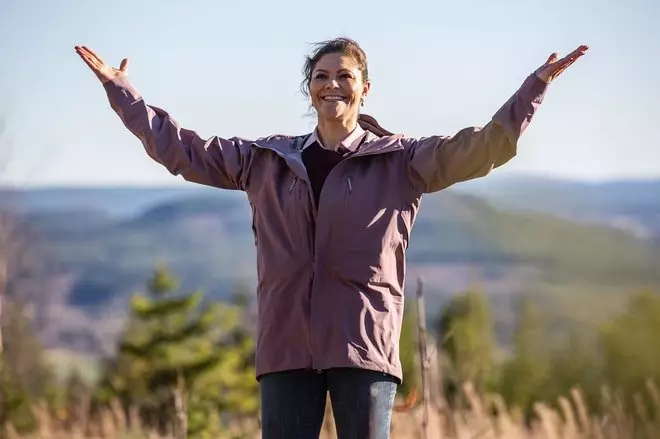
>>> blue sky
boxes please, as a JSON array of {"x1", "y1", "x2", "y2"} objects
[{"x1": 0, "y1": 0, "x2": 658, "y2": 187}]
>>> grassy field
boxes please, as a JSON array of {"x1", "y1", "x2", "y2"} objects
[{"x1": 5, "y1": 380, "x2": 660, "y2": 439}]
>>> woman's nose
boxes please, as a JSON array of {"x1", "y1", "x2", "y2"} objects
[{"x1": 325, "y1": 79, "x2": 340, "y2": 89}]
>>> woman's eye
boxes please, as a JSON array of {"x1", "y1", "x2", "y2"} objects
[{"x1": 313, "y1": 73, "x2": 327, "y2": 80}]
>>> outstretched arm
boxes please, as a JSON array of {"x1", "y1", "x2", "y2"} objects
[
  {"x1": 405, "y1": 45, "x2": 588, "y2": 194},
  {"x1": 75, "y1": 46, "x2": 253, "y2": 190}
]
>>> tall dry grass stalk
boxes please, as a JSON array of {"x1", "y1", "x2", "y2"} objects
[
  {"x1": 416, "y1": 277, "x2": 433, "y2": 439},
  {"x1": 172, "y1": 371, "x2": 188, "y2": 439}
]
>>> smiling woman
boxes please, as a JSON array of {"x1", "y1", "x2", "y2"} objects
[
  {"x1": 302, "y1": 39, "x2": 371, "y2": 146},
  {"x1": 74, "y1": 37, "x2": 587, "y2": 439}
]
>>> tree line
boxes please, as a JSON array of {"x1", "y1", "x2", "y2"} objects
[{"x1": 1, "y1": 266, "x2": 659, "y2": 437}]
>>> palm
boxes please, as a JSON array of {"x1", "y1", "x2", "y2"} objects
[
  {"x1": 535, "y1": 45, "x2": 589, "y2": 83},
  {"x1": 74, "y1": 46, "x2": 128, "y2": 83}
]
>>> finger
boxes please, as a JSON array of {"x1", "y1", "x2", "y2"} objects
[
  {"x1": 119, "y1": 58, "x2": 129, "y2": 72},
  {"x1": 550, "y1": 53, "x2": 584, "y2": 80},
  {"x1": 78, "y1": 52, "x2": 102, "y2": 73},
  {"x1": 571, "y1": 44, "x2": 590, "y2": 55},
  {"x1": 558, "y1": 45, "x2": 589, "y2": 65},
  {"x1": 75, "y1": 45, "x2": 96, "y2": 60},
  {"x1": 545, "y1": 52, "x2": 559, "y2": 65},
  {"x1": 551, "y1": 59, "x2": 576, "y2": 79},
  {"x1": 74, "y1": 47, "x2": 96, "y2": 65},
  {"x1": 550, "y1": 45, "x2": 588, "y2": 77},
  {"x1": 81, "y1": 46, "x2": 106, "y2": 66},
  {"x1": 80, "y1": 45, "x2": 102, "y2": 63},
  {"x1": 554, "y1": 50, "x2": 584, "y2": 73},
  {"x1": 76, "y1": 48, "x2": 104, "y2": 70}
]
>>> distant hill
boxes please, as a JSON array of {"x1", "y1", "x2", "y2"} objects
[
  {"x1": 8, "y1": 182, "x2": 659, "y2": 358},
  {"x1": 455, "y1": 174, "x2": 660, "y2": 238},
  {"x1": 25, "y1": 189, "x2": 660, "y2": 295},
  {"x1": 5, "y1": 175, "x2": 659, "y2": 230},
  {"x1": 0, "y1": 185, "x2": 219, "y2": 217}
]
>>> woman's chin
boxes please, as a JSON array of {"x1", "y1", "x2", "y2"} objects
[{"x1": 318, "y1": 109, "x2": 349, "y2": 122}]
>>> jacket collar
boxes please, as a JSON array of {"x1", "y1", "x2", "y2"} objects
[
  {"x1": 354, "y1": 131, "x2": 405, "y2": 156},
  {"x1": 301, "y1": 124, "x2": 366, "y2": 153},
  {"x1": 254, "y1": 115, "x2": 403, "y2": 156},
  {"x1": 299, "y1": 113, "x2": 399, "y2": 154},
  {"x1": 357, "y1": 114, "x2": 394, "y2": 137}
]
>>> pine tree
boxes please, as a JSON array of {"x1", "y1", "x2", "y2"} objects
[
  {"x1": 497, "y1": 294, "x2": 549, "y2": 418},
  {"x1": 103, "y1": 266, "x2": 258, "y2": 438},
  {"x1": 599, "y1": 289, "x2": 660, "y2": 403},
  {"x1": 436, "y1": 288, "x2": 494, "y2": 406}
]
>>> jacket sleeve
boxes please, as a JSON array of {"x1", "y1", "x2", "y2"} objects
[
  {"x1": 404, "y1": 73, "x2": 549, "y2": 193},
  {"x1": 103, "y1": 76, "x2": 254, "y2": 190}
]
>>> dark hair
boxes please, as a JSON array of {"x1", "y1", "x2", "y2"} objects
[{"x1": 300, "y1": 37, "x2": 369, "y2": 98}]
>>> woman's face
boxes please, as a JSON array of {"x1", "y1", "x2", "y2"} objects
[{"x1": 309, "y1": 52, "x2": 370, "y2": 124}]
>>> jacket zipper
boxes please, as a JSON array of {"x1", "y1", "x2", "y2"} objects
[
  {"x1": 305, "y1": 147, "x2": 402, "y2": 370},
  {"x1": 289, "y1": 176, "x2": 299, "y2": 193},
  {"x1": 249, "y1": 202, "x2": 258, "y2": 247}
]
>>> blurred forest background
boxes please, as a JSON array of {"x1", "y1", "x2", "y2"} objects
[{"x1": 1, "y1": 168, "x2": 659, "y2": 438}]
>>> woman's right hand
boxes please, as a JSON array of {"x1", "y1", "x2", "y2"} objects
[{"x1": 75, "y1": 45, "x2": 128, "y2": 84}]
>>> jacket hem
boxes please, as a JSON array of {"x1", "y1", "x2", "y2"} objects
[{"x1": 256, "y1": 360, "x2": 403, "y2": 384}]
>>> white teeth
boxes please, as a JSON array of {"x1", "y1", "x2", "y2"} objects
[{"x1": 323, "y1": 96, "x2": 345, "y2": 101}]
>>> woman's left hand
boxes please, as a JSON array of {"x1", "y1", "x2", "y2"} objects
[{"x1": 535, "y1": 45, "x2": 589, "y2": 83}]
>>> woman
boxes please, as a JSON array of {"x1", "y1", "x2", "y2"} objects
[{"x1": 75, "y1": 38, "x2": 587, "y2": 439}]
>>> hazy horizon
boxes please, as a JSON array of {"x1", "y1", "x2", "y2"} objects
[{"x1": 2, "y1": 171, "x2": 659, "y2": 191}]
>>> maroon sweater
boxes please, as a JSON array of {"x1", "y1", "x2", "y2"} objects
[
  {"x1": 301, "y1": 115, "x2": 390, "y2": 206},
  {"x1": 301, "y1": 142, "x2": 348, "y2": 207}
]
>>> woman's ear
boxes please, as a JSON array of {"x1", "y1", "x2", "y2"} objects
[
  {"x1": 360, "y1": 81, "x2": 371, "y2": 107},
  {"x1": 362, "y1": 80, "x2": 371, "y2": 99}
]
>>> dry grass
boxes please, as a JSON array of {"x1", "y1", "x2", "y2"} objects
[
  {"x1": 5, "y1": 380, "x2": 660, "y2": 439},
  {"x1": 5, "y1": 281, "x2": 659, "y2": 438}
]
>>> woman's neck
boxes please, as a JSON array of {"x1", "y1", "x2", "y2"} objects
[{"x1": 316, "y1": 118, "x2": 358, "y2": 151}]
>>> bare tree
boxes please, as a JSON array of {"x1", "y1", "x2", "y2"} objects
[
  {"x1": 0, "y1": 117, "x2": 9, "y2": 353},
  {"x1": 0, "y1": 213, "x2": 24, "y2": 355},
  {"x1": 0, "y1": 115, "x2": 19, "y2": 355},
  {"x1": 0, "y1": 112, "x2": 60, "y2": 359},
  {"x1": 0, "y1": 214, "x2": 11, "y2": 353}
]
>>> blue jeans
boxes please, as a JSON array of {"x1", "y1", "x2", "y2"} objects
[{"x1": 259, "y1": 368, "x2": 399, "y2": 439}]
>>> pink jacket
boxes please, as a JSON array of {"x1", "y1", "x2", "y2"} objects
[{"x1": 103, "y1": 73, "x2": 548, "y2": 381}]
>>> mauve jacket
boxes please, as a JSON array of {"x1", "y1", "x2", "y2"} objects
[{"x1": 102, "y1": 73, "x2": 548, "y2": 382}]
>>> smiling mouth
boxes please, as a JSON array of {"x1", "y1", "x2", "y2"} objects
[{"x1": 321, "y1": 95, "x2": 347, "y2": 102}]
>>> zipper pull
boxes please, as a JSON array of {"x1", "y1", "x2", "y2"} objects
[
  {"x1": 289, "y1": 177, "x2": 298, "y2": 193},
  {"x1": 346, "y1": 176, "x2": 353, "y2": 194}
]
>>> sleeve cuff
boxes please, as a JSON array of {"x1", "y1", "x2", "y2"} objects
[
  {"x1": 102, "y1": 75, "x2": 143, "y2": 105},
  {"x1": 519, "y1": 73, "x2": 549, "y2": 105}
]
